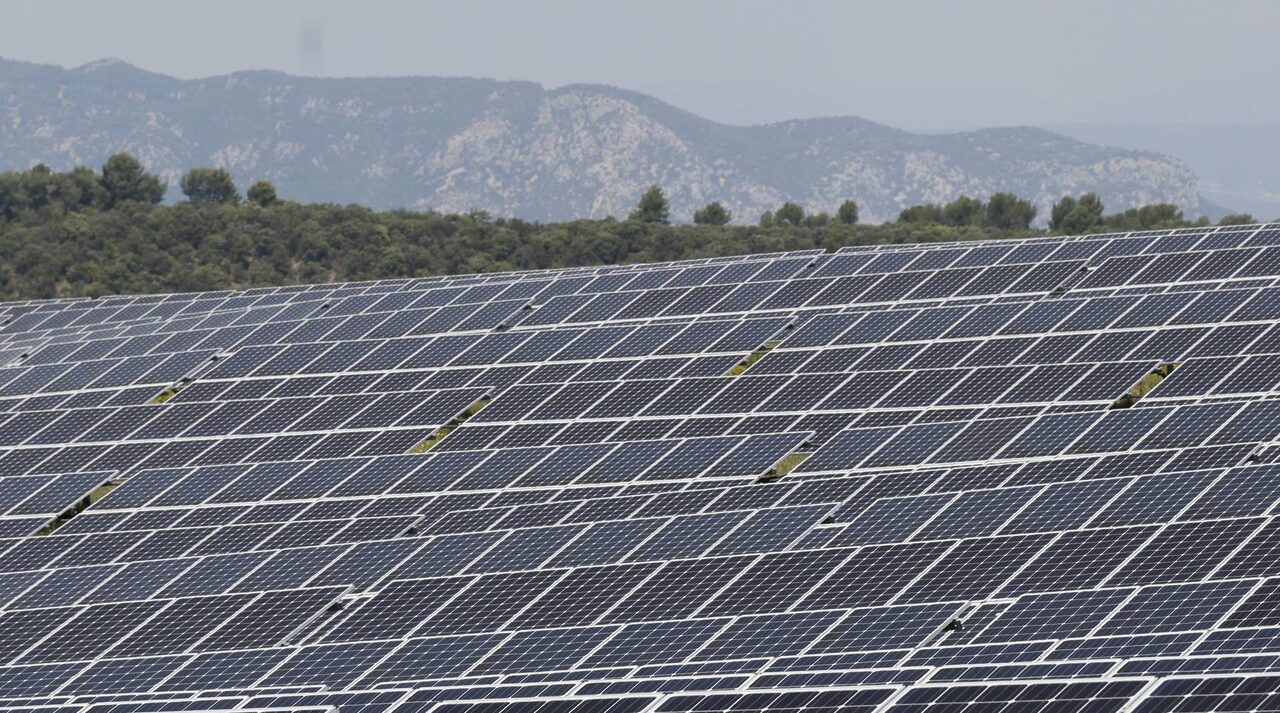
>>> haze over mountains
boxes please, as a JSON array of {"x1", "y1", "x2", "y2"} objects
[
  {"x1": 1050, "y1": 123, "x2": 1280, "y2": 222},
  {"x1": 0, "y1": 57, "x2": 1215, "y2": 224}
]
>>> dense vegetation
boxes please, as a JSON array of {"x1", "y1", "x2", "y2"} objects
[{"x1": 0, "y1": 156, "x2": 1260, "y2": 301}]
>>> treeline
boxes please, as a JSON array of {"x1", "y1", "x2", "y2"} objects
[
  {"x1": 0, "y1": 156, "x2": 1261, "y2": 301},
  {"x1": 690, "y1": 190, "x2": 1256, "y2": 234}
]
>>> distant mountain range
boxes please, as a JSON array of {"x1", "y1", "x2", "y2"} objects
[
  {"x1": 1051, "y1": 123, "x2": 1279, "y2": 221},
  {"x1": 0, "y1": 57, "x2": 1212, "y2": 224}
]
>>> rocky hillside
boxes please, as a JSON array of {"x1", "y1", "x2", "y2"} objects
[{"x1": 0, "y1": 57, "x2": 1203, "y2": 224}]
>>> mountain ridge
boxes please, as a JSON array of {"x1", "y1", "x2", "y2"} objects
[{"x1": 0, "y1": 56, "x2": 1204, "y2": 224}]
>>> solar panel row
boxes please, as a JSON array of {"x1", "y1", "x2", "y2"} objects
[{"x1": 0, "y1": 224, "x2": 1278, "y2": 711}]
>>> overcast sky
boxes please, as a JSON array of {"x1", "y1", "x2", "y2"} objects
[{"x1": 4, "y1": 0, "x2": 1278, "y2": 129}]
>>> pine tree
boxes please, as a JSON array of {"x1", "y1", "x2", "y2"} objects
[
  {"x1": 180, "y1": 168, "x2": 241, "y2": 204},
  {"x1": 836, "y1": 199, "x2": 859, "y2": 225},
  {"x1": 247, "y1": 180, "x2": 280, "y2": 207},
  {"x1": 629, "y1": 185, "x2": 669, "y2": 224},
  {"x1": 693, "y1": 201, "x2": 732, "y2": 225},
  {"x1": 100, "y1": 153, "x2": 165, "y2": 207}
]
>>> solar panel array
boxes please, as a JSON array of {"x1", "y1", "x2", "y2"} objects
[{"x1": 2, "y1": 224, "x2": 1280, "y2": 711}]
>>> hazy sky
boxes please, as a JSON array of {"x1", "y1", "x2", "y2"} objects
[{"x1": 4, "y1": 0, "x2": 1279, "y2": 129}]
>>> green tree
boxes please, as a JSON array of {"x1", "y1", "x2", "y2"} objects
[
  {"x1": 898, "y1": 204, "x2": 943, "y2": 224},
  {"x1": 1050, "y1": 193, "x2": 1105, "y2": 234},
  {"x1": 629, "y1": 185, "x2": 669, "y2": 224},
  {"x1": 63, "y1": 167, "x2": 109, "y2": 212},
  {"x1": 774, "y1": 202, "x2": 805, "y2": 226},
  {"x1": 180, "y1": 168, "x2": 240, "y2": 204},
  {"x1": 983, "y1": 192, "x2": 1037, "y2": 230},
  {"x1": 1219, "y1": 213, "x2": 1256, "y2": 225},
  {"x1": 247, "y1": 180, "x2": 279, "y2": 207},
  {"x1": 693, "y1": 201, "x2": 732, "y2": 225},
  {"x1": 758, "y1": 210, "x2": 775, "y2": 227},
  {"x1": 1135, "y1": 203, "x2": 1183, "y2": 229},
  {"x1": 836, "y1": 199, "x2": 859, "y2": 225},
  {"x1": 100, "y1": 153, "x2": 165, "y2": 207},
  {"x1": 0, "y1": 159, "x2": 1070, "y2": 301},
  {"x1": 803, "y1": 211, "x2": 830, "y2": 228},
  {"x1": 941, "y1": 195, "x2": 984, "y2": 227},
  {"x1": 1102, "y1": 203, "x2": 1190, "y2": 231},
  {"x1": 1050, "y1": 195, "x2": 1076, "y2": 230}
]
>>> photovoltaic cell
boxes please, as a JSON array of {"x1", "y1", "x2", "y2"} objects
[{"x1": 5, "y1": 228, "x2": 1280, "y2": 707}]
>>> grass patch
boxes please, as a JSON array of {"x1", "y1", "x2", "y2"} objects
[
  {"x1": 727, "y1": 340, "x2": 781, "y2": 376},
  {"x1": 35, "y1": 479, "x2": 119, "y2": 536},
  {"x1": 408, "y1": 397, "x2": 490, "y2": 453},
  {"x1": 757, "y1": 451, "x2": 811, "y2": 482},
  {"x1": 1110, "y1": 362, "x2": 1178, "y2": 409},
  {"x1": 148, "y1": 385, "x2": 182, "y2": 404}
]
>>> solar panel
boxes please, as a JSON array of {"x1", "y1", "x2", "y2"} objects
[{"x1": 2, "y1": 225, "x2": 1280, "y2": 708}]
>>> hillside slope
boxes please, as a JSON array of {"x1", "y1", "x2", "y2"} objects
[{"x1": 0, "y1": 57, "x2": 1202, "y2": 223}]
